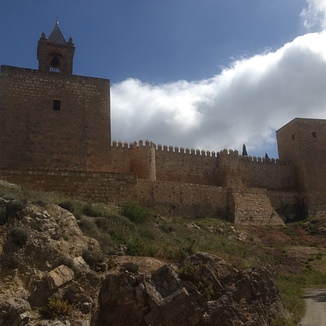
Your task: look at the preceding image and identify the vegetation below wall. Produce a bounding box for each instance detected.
[0,181,325,325]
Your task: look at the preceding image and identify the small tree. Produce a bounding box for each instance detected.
[242,144,248,157]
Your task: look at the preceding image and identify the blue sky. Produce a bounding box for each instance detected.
[1,0,326,158]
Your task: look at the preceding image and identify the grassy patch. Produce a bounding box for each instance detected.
[276,269,326,325]
[121,202,148,224]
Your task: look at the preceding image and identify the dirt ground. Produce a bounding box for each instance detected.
[244,222,326,274]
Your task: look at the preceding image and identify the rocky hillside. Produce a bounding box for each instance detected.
[0,181,325,325]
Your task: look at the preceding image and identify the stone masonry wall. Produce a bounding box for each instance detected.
[111,141,156,180]
[230,188,284,226]
[112,143,297,191]
[0,66,111,171]
[0,168,303,222]
[239,157,297,191]
[218,150,297,191]
[154,145,223,186]
[268,190,303,220]
[138,179,230,218]
[112,142,223,186]
[0,169,138,204]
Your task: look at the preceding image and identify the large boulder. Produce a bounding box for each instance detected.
[96,263,206,326]
[94,253,286,326]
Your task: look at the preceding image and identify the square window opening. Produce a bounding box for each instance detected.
[53,100,61,111]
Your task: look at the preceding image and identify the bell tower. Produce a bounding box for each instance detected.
[37,22,75,74]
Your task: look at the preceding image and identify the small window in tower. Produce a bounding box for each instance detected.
[312,132,317,138]
[292,134,295,140]
[53,100,61,111]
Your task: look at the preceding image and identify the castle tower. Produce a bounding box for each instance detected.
[277,118,326,192]
[277,118,326,216]
[37,22,75,74]
[0,23,111,171]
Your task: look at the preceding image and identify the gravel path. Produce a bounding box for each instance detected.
[299,288,326,326]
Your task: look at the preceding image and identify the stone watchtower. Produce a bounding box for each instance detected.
[277,118,326,215]
[37,22,75,74]
[0,23,112,172]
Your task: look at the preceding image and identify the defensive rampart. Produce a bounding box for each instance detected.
[0,169,138,204]
[0,167,290,224]
[112,141,296,191]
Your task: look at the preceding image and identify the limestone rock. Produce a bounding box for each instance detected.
[0,297,31,326]
[94,253,286,326]
[47,265,75,290]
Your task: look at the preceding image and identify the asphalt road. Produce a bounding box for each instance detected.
[299,288,326,326]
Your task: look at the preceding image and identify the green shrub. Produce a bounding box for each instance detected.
[121,202,148,224]
[178,261,200,283]
[1,200,26,223]
[11,227,29,247]
[178,262,216,300]
[125,236,158,257]
[82,203,110,217]
[159,223,174,233]
[39,297,73,319]
[78,217,98,236]
[58,200,79,214]
[197,281,215,301]
[95,216,111,231]
[82,249,104,269]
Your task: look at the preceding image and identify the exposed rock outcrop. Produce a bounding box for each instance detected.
[0,197,287,325]
[95,253,286,326]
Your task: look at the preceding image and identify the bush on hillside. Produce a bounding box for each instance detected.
[11,227,29,247]
[39,297,73,319]
[121,202,148,224]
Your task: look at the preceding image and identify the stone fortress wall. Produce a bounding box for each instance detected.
[1,23,326,225]
[111,140,297,191]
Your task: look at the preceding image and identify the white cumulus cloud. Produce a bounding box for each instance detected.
[301,0,326,30]
[111,31,326,158]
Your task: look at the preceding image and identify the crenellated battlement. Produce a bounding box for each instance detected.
[241,155,288,165]
[112,140,218,157]
[218,148,290,166]
[111,140,295,191]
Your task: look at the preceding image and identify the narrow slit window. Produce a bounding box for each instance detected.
[292,134,295,140]
[312,132,317,138]
[53,100,61,111]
